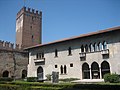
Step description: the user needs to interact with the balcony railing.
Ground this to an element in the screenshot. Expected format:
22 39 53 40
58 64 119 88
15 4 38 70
101 49 109 55
34 58 45 63
79 52 86 58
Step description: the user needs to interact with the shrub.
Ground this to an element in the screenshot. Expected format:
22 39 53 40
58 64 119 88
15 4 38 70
104 73 120 83
0 77 13 82
104 73 111 82
45 74 52 81
27 77 37 82
59 78 79 82
0 84 18 90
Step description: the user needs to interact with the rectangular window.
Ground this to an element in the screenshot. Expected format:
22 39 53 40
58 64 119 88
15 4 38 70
36 52 44 59
55 65 57 68
70 63 73 67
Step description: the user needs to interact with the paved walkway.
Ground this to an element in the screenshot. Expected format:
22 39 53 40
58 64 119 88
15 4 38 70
72 79 104 83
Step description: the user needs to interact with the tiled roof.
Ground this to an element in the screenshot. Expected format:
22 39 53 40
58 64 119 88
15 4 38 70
25 26 120 50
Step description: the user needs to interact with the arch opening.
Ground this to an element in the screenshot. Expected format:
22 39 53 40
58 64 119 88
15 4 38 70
101 61 110 78
3 70 9 77
22 70 27 79
91 62 100 79
37 66 43 81
82 63 90 79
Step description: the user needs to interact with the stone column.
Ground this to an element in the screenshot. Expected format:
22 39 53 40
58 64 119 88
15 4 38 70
99 67 102 79
90 68 92 79
84 47 85 52
102 44 103 50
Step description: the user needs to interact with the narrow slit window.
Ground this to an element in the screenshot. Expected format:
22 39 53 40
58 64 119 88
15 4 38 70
55 49 58 57
32 35 34 42
68 47 72 55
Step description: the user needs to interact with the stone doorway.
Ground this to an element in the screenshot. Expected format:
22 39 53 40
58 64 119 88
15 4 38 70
37 66 43 81
101 61 110 78
2 70 9 77
22 70 27 79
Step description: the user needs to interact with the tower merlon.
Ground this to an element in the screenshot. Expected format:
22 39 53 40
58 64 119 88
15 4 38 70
28 8 30 12
25 7 42 15
36 10 38 14
17 7 42 20
0 40 23 50
40 11 42 16
32 9 35 13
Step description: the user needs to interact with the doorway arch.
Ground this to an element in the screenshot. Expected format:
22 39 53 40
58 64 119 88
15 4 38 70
91 62 100 79
82 63 90 79
22 70 27 79
37 66 43 80
2 70 9 77
101 61 110 78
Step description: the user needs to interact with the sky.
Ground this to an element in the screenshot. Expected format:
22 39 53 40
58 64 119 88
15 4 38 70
0 0 120 44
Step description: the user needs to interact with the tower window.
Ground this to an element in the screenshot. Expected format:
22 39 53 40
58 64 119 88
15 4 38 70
32 35 34 39
32 35 34 42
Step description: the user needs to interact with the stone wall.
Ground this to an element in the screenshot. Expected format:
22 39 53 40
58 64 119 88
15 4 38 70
0 48 28 79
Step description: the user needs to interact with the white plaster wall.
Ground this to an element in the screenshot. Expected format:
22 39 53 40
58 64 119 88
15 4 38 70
27 30 120 80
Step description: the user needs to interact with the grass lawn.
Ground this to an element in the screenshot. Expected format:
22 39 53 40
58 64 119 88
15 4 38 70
0 81 120 90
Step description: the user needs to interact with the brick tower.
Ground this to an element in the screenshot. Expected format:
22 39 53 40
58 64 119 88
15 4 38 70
16 7 42 48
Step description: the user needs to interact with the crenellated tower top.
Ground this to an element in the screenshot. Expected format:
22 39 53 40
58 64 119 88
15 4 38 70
17 7 42 20
16 7 42 48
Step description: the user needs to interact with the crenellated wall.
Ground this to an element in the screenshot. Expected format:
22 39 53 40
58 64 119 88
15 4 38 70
0 40 23 50
0 40 28 79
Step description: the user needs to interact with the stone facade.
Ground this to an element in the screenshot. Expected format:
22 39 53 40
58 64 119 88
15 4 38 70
16 7 42 48
27 26 120 80
0 42 28 79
